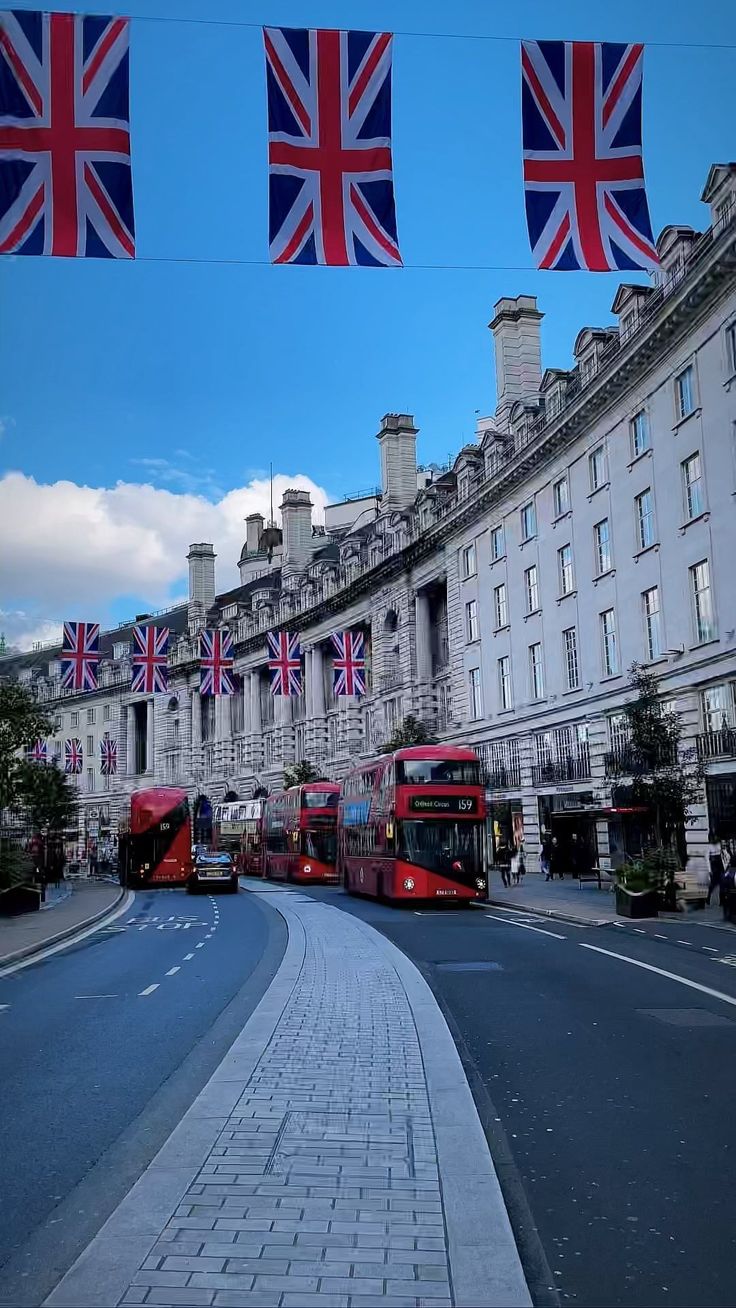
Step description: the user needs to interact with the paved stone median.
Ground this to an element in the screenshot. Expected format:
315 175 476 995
47 889 530 1308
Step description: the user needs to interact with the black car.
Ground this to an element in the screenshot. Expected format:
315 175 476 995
187 851 238 894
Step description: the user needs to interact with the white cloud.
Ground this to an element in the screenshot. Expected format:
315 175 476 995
0 471 330 650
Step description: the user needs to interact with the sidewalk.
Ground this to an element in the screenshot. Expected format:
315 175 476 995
488 870 734 929
0 878 124 967
46 886 531 1308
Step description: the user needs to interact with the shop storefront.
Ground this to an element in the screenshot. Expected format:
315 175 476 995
706 774 736 858
488 797 524 862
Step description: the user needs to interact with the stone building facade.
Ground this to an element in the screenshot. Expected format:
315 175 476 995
4 162 736 880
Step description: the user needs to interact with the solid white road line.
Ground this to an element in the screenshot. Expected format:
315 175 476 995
0 890 135 980
579 943 736 1009
485 913 567 940
703 946 718 952
183 952 195 961
138 984 159 996
165 966 180 976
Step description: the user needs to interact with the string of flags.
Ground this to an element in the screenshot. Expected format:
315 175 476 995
0 11 659 273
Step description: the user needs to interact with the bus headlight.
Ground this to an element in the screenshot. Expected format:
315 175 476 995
403 877 415 891
475 877 487 890
303 864 312 874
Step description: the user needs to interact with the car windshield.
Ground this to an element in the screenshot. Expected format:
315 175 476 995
396 759 481 785
303 791 338 809
398 820 483 878
196 852 231 865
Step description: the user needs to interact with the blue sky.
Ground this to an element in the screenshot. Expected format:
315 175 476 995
1 0 734 647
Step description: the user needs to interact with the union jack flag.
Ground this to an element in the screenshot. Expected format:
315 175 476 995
264 26 401 266
521 41 658 272
131 624 169 694
267 630 302 696
27 738 48 764
100 735 117 775
0 9 134 258
61 620 100 692
64 737 83 774
331 629 366 697
200 628 234 697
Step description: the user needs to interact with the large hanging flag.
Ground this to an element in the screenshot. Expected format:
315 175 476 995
0 9 134 258
27 738 48 764
64 737 83 774
267 630 303 696
264 26 401 266
100 736 117 775
200 628 235 696
131 624 169 694
60 620 100 691
331 630 366 697
521 41 658 273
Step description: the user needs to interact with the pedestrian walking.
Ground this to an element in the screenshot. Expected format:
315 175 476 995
496 838 512 888
706 833 725 906
549 835 563 880
540 831 553 880
512 843 526 885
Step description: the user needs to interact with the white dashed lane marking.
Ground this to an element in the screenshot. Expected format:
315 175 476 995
165 966 180 976
196 942 204 949
139 984 159 997
183 953 195 961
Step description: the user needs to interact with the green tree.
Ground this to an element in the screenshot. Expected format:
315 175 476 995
0 683 53 811
622 663 704 906
381 714 436 753
16 761 79 834
283 760 323 789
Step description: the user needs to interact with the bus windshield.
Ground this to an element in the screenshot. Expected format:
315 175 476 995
396 759 481 786
303 829 337 865
303 790 339 809
398 819 483 878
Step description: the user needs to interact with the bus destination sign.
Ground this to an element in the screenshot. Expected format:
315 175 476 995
409 794 478 815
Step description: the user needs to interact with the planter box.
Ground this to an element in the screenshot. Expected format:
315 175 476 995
615 885 659 918
0 884 42 917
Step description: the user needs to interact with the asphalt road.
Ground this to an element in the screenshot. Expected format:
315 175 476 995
296 885 736 1308
0 883 286 1307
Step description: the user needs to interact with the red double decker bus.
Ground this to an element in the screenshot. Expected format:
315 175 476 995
262 783 340 883
338 747 487 903
118 786 192 888
213 799 264 875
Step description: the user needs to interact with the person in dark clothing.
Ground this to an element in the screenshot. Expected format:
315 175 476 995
540 832 553 880
496 839 512 888
706 834 725 907
569 833 582 881
549 835 563 880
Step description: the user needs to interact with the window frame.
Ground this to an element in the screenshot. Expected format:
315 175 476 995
690 559 716 643
643 586 662 661
524 564 540 614
465 598 479 643
630 410 650 459
726 321 736 376
461 542 477 579
594 518 612 575
589 445 607 491
490 524 505 562
558 543 574 595
520 501 537 542
562 627 579 691
600 608 619 677
529 641 545 700
675 364 695 420
493 582 508 630
468 667 483 721
553 476 570 518
635 487 656 551
498 655 512 711
681 452 705 521
70 711 79 728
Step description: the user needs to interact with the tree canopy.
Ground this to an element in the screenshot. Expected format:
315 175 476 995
0 683 53 811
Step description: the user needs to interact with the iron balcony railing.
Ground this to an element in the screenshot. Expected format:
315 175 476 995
485 762 522 790
532 752 591 786
696 727 736 761
604 740 679 776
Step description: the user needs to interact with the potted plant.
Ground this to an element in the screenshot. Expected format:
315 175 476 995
615 858 660 918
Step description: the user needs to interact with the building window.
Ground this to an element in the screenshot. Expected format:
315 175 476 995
643 587 663 660
563 627 579 690
630 410 650 458
589 446 607 490
727 322 736 375
690 560 716 643
466 599 479 643
458 473 470 500
553 477 570 517
558 543 574 595
703 683 736 733
520 501 537 541
621 310 637 338
112 641 129 660
676 365 695 419
70 711 79 728
682 452 704 520
468 668 483 720
635 488 656 550
524 564 539 613
529 642 544 699
493 583 508 629
86 707 95 724
86 734 93 754
86 767 94 793
490 525 505 561
498 656 512 710
461 543 476 578
594 518 612 574
600 608 619 677
103 704 111 722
